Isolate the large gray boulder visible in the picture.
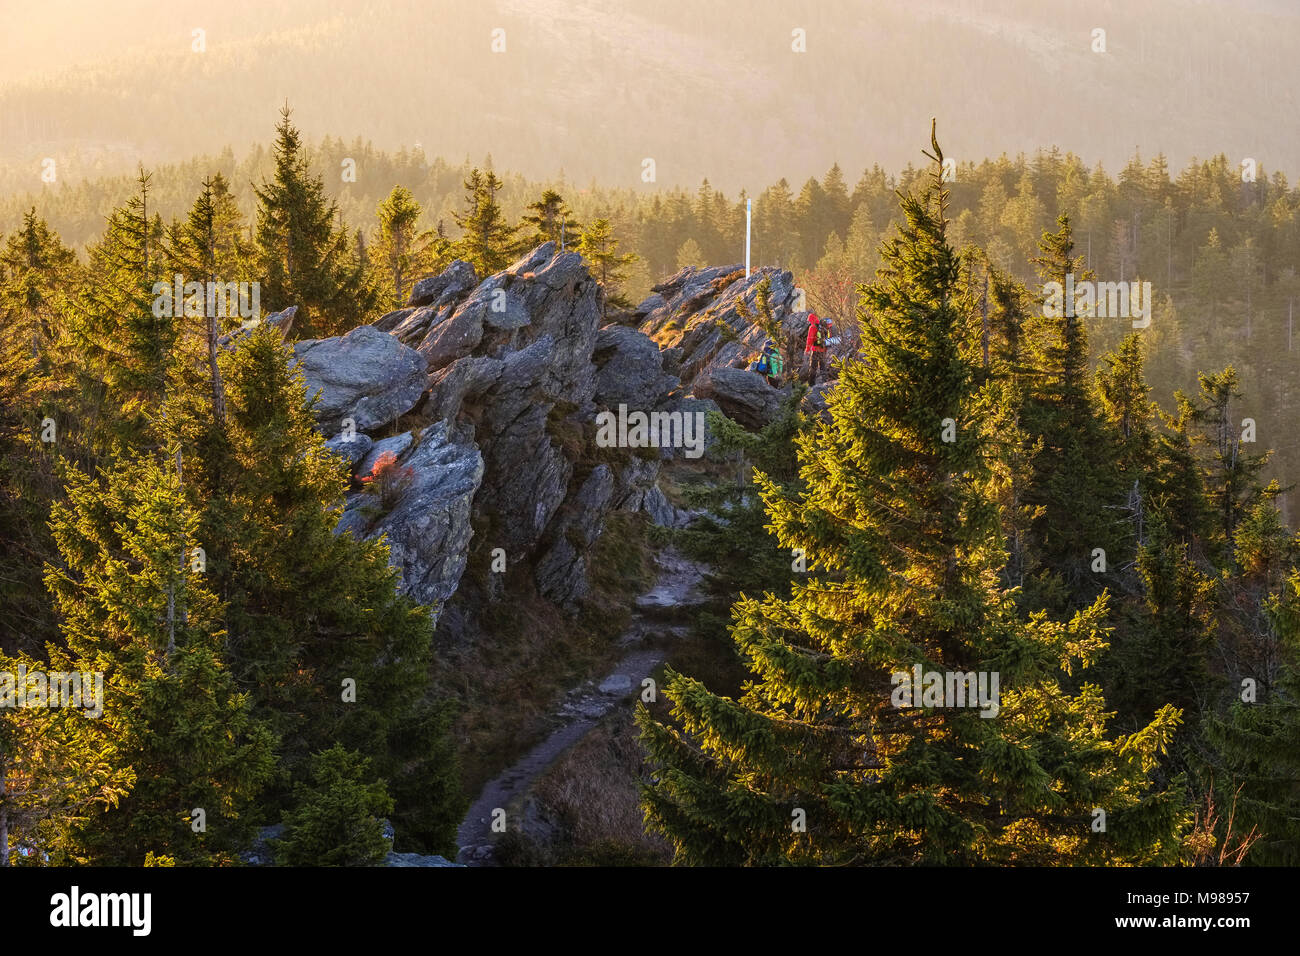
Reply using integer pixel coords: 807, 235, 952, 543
324, 432, 374, 470
293, 325, 428, 435
693, 366, 788, 430
593, 325, 680, 410
415, 299, 488, 370
377, 259, 478, 346
217, 304, 298, 349
372, 306, 416, 335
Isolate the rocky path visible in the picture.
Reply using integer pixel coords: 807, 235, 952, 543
455, 546, 709, 864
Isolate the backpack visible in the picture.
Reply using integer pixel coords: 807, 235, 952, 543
814, 322, 830, 349
754, 352, 771, 375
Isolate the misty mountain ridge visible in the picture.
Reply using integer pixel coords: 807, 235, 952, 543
2, 0, 1297, 192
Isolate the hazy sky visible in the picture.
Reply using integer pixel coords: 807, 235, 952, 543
1, 0, 1296, 188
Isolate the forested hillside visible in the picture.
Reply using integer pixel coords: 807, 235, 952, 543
6, 125, 1298, 508
3, 0, 1298, 191
2, 105, 1299, 867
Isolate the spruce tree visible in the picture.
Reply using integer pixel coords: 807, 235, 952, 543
517, 188, 581, 252
0, 208, 78, 354
674, 237, 704, 271
372, 185, 442, 308
1091, 334, 1216, 755
578, 218, 637, 320
976, 375, 1042, 594
638, 129, 1185, 866
1105, 510, 1216, 735
1220, 501, 1300, 686
167, 173, 252, 428
674, 401, 805, 604
1095, 334, 1159, 490
1184, 367, 1275, 560
1150, 392, 1214, 550
0, 654, 132, 865
71, 170, 172, 456
452, 168, 515, 277
978, 260, 1031, 374
174, 323, 464, 855
43, 456, 274, 864
276, 745, 393, 866
1204, 569, 1300, 865
254, 106, 369, 337
964, 260, 1040, 592
0, 211, 79, 654
1018, 214, 1123, 610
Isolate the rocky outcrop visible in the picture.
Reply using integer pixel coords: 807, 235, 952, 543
216, 304, 298, 348
299, 244, 680, 618
533, 464, 615, 608
636, 265, 807, 387
372, 260, 480, 340
410, 244, 613, 606
372, 306, 416, 335
452, 243, 702, 602
293, 325, 427, 434
289, 247, 818, 624
335, 422, 483, 606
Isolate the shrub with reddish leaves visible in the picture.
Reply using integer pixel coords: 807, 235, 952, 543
360, 450, 414, 511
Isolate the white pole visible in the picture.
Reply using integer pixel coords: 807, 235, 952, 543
745, 197, 752, 278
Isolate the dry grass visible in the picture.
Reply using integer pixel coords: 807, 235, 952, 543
432, 508, 656, 800
709, 269, 745, 292
532, 709, 672, 865
434, 591, 601, 797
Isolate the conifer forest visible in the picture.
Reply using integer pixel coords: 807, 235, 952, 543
0, 0, 1294, 939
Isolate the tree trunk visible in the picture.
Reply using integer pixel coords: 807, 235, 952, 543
1, 756, 9, 867
208, 310, 226, 426
981, 270, 990, 369
205, 223, 227, 426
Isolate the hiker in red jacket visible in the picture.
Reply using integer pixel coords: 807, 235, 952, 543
803, 313, 833, 384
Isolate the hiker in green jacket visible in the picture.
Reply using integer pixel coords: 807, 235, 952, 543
751, 338, 784, 387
